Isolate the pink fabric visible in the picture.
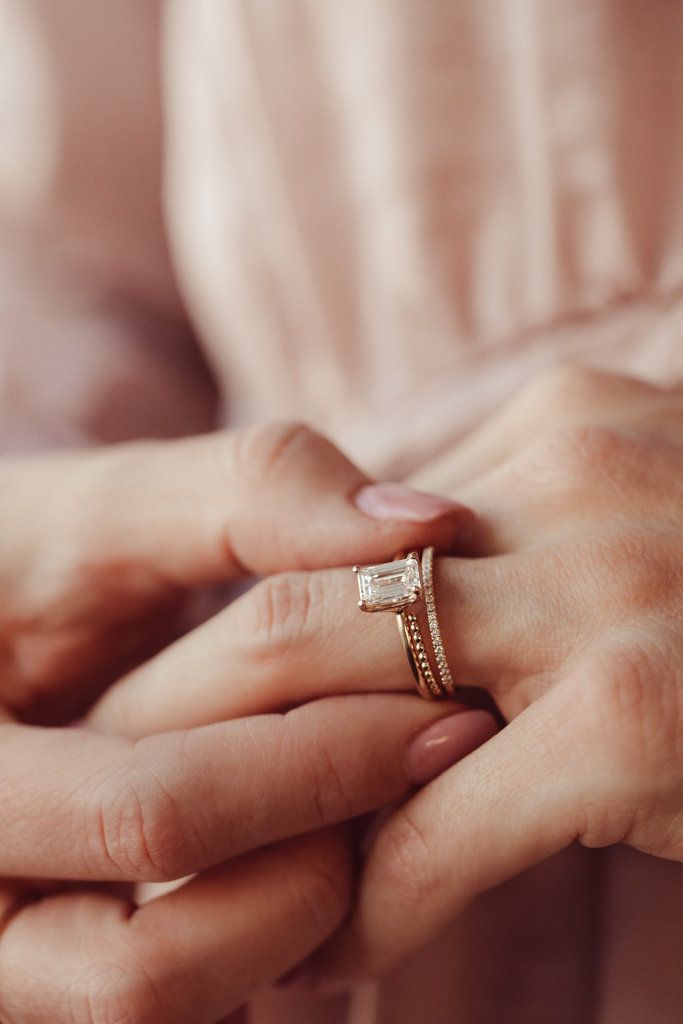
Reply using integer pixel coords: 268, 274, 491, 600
165, 0, 683, 478
1, 2, 682, 1021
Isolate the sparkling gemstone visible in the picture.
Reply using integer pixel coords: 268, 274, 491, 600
356, 555, 421, 612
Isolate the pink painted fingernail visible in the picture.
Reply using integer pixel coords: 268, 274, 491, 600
354, 483, 463, 522
404, 710, 498, 785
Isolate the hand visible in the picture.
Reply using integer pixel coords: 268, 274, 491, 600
314, 365, 683, 981
96, 367, 683, 984
0, 422, 471, 725
0, 422, 481, 1021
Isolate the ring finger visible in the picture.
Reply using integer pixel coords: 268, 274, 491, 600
87, 541, 571, 738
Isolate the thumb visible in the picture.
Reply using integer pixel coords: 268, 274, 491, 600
4, 422, 473, 588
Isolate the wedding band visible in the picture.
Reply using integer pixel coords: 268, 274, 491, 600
397, 609, 444, 699
421, 546, 457, 696
354, 550, 448, 700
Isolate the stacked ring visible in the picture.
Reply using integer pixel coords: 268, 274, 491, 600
354, 547, 456, 700
421, 546, 457, 696
396, 609, 443, 699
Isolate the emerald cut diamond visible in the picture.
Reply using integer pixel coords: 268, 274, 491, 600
354, 554, 421, 612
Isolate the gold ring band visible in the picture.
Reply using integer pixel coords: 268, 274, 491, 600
396, 610, 444, 699
421, 546, 457, 696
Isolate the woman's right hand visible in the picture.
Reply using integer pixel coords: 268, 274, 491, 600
0, 423, 490, 1023
91, 370, 683, 998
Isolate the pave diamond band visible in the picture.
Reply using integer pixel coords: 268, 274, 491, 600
421, 546, 456, 696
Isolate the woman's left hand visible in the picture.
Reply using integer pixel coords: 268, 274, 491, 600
93, 365, 683, 983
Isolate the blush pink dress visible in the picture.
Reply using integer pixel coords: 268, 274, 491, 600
0, 2, 682, 1022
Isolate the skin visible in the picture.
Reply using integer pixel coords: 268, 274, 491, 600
90, 364, 683, 993
7, 11, 678, 1021
1, 364, 682, 1020
0, 422, 487, 1023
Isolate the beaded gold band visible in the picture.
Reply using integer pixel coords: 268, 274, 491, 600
396, 610, 443, 699
421, 546, 457, 696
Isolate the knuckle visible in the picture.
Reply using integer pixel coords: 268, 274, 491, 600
554, 424, 634, 473
579, 528, 679, 620
575, 640, 680, 779
575, 795, 636, 852
295, 723, 356, 826
246, 571, 322, 664
604, 644, 678, 759
598, 650, 658, 745
610, 534, 678, 614
373, 807, 438, 907
231, 421, 318, 486
513, 425, 636, 496
92, 755, 191, 882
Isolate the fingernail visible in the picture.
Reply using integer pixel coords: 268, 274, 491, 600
354, 483, 463, 522
404, 710, 498, 785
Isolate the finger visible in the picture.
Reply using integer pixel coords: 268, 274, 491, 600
89, 549, 563, 737
1, 423, 474, 723
80, 423, 683, 741
409, 364, 665, 496
414, 419, 683, 564
303, 683, 601, 983
0, 694, 477, 882
0, 829, 354, 1023
3, 423, 474, 594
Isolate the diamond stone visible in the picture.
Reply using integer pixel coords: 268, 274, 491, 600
355, 554, 421, 612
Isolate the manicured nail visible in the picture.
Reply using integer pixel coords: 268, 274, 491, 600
404, 710, 498, 785
354, 483, 463, 522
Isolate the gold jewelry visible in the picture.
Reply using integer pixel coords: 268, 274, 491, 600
397, 610, 445, 699
421, 546, 457, 695
354, 550, 447, 700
